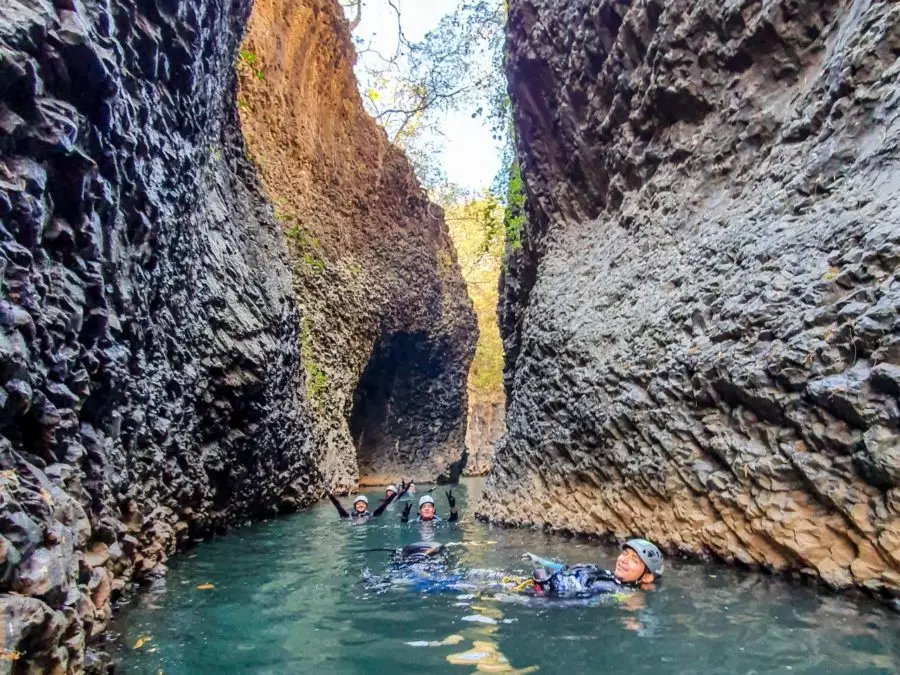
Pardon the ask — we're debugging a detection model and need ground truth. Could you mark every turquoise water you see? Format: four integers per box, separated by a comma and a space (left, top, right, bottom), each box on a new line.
112, 479, 899, 674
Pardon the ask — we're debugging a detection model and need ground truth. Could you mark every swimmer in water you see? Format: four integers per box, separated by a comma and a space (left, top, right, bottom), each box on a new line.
400, 491, 458, 523
521, 539, 663, 598
327, 481, 409, 520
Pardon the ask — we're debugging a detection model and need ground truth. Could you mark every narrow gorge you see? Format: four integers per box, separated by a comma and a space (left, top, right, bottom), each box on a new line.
0, 0, 473, 669
481, 0, 900, 597
1, 0, 899, 671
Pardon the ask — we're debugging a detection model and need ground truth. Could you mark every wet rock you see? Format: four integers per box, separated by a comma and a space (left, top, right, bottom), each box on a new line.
483, 0, 900, 596
82, 542, 109, 569
13, 547, 70, 603
0, 533, 21, 584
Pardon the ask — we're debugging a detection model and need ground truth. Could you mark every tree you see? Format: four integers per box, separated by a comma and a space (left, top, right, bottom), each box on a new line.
348, 1, 508, 185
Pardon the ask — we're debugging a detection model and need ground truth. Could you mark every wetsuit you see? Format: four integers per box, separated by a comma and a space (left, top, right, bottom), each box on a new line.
327, 491, 397, 519
363, 542, 464, 593
527, 555, 625, 598
400, 492, 459, 523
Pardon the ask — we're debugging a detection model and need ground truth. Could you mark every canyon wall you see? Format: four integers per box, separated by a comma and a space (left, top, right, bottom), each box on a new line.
481, 0, 900, 595
237, 0, 476, 489
0, 0, 473, 670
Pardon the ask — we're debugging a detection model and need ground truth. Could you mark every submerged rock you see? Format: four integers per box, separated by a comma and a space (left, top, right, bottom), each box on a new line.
481, 0, 900, 596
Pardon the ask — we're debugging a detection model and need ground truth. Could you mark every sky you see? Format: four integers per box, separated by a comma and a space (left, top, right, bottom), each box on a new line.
345, 0, 502, 193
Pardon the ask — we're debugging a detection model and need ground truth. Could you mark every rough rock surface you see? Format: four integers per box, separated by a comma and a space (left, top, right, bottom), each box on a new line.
465, 401, 506, 476
0, 0, 318, 667
481, 0, 900, 595
0, 0, 473, 669
237, 0, 476, 489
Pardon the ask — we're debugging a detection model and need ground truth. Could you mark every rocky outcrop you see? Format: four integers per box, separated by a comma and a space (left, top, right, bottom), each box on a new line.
481, 0, 900, 595
237, 0, 476, 490
0, 0, 473, 670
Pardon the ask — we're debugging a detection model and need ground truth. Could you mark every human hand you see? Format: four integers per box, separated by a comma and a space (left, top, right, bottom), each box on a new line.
402, 502, 412, 518
446, 490, 456, 508
522, 552, 541, 565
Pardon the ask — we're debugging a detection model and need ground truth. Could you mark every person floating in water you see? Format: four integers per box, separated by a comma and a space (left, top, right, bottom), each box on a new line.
327, 482, 409, 520
522, 538, 663, 598
401, 491, 458, 523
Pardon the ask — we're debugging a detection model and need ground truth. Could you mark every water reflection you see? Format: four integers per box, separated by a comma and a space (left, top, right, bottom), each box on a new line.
111, 479, 900, 675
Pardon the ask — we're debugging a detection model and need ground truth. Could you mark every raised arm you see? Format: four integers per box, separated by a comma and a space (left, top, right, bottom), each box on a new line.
523, 553, 564, 573
327, 492, 350, 518
446, 490, 459, 522
371, 491, 397, 517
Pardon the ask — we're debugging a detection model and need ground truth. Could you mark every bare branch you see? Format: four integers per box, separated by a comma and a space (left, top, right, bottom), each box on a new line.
348, 0, 362, 31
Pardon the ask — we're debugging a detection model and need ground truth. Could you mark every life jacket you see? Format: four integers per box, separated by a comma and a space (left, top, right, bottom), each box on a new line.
545, 565, 621, 597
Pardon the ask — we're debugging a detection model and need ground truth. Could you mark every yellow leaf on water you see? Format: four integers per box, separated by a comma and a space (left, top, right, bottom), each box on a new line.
133, 636, 151, 650
196, 583, 215, 590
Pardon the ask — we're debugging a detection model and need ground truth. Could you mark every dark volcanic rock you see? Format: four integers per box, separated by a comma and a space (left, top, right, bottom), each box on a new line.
0, 0, 316, 668
0, 0, 474, 668
481, 0, 900, 595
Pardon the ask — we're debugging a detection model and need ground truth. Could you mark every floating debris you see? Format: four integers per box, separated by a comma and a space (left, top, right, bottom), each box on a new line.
133, 636, 152, 650
405, 634, 465, 648
196, 583, 215, 590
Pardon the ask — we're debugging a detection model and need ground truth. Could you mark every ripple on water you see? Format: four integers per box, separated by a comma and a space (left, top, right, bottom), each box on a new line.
111, 479, 900, 675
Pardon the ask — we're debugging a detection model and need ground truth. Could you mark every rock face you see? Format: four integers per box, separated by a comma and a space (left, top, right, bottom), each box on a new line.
481, 0, 900, 595
237, 0, 476, 489
465, 401, 506, 476
0, 0, 473, 670
0, 0, 314, 667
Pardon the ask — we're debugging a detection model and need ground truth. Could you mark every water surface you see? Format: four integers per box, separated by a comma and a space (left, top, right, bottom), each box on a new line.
112, 479, 899, 674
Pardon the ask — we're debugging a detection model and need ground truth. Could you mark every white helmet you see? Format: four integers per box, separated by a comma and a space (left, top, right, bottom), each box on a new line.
418, 495, 435, 508
386, 485, 397, 493
353, 495, 368, 507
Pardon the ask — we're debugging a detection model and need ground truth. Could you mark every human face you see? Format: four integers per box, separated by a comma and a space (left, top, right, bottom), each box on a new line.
386, 489, 395, 499
353, 500, 367, 514
419, 503, 435, 520
614, 547, 649, 583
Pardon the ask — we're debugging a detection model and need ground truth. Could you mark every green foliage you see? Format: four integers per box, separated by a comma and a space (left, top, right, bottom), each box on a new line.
300, 316, 328, 404
353, 1, 507, 193
306, 363, 328, 400
238, 48, 265, 81
302, 252, 326, 273
446, 200, 505, 404
503, 161, 526, 251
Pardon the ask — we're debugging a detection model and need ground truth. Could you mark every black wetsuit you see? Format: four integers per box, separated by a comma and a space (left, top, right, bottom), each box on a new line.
534, 564, 625, 598
328, 491, 396, 519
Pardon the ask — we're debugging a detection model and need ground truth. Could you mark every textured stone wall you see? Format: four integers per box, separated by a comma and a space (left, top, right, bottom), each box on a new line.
465, 401, 505, 476
0, 0, 475, 670
0, 0, 317, 668
481, 0, 900, 595
237, 0, 476, 489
